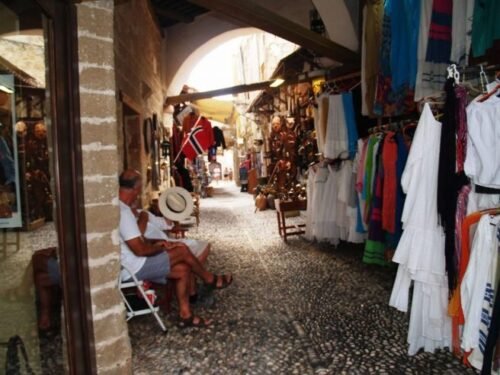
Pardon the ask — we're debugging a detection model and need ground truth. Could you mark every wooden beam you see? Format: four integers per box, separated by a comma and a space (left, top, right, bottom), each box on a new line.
155, 7, 194, 23
186, 0, 359, 63
165, 80, 275, 105
166, 64, 360, 106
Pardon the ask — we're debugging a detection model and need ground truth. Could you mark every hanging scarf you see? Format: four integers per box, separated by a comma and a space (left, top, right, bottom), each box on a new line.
437, 78, 469, 294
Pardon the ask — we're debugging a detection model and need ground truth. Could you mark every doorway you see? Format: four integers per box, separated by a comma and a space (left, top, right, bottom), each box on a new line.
0, 1, 95, 373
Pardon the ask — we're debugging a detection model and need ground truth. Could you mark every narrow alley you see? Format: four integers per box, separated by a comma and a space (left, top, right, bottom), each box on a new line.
129, 183, 474, 375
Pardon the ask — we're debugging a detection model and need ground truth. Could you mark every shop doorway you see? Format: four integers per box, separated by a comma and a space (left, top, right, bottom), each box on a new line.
0, 1, 94, 373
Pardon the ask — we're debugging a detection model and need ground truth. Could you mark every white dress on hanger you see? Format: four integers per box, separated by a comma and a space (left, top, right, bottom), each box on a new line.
461, 214, 499, 370
389, 103, 451, 355
316, 165, 341, 245
324, 94, 348, 160
464, 94, 500, 188
313, 94, 329, 154
335, 160, 351, 241
304, 166, 317, 241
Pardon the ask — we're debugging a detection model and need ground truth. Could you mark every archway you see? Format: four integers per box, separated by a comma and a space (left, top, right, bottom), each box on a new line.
166, 28, 260, 96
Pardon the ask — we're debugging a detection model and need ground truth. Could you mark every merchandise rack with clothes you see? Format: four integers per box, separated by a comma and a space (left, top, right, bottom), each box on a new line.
303, 57, 499, 370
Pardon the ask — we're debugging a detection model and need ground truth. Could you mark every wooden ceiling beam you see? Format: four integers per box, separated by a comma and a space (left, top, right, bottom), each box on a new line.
186, 0, 359, 63
155, 7, 194, 23
165, 64, 360, 106
165, 80, 276, 105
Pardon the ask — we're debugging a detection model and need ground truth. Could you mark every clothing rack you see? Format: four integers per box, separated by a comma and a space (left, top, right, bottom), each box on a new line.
320, 71, 361, 94
456, 63, 500, 76
368, 119, 417, 135
449, 63, 500, 93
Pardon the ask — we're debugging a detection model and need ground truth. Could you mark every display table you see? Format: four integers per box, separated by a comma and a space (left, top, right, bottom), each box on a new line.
275, 199, 307, 242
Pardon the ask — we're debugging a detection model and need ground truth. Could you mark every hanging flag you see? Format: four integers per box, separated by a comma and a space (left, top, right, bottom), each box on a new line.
180, 116, 214, 161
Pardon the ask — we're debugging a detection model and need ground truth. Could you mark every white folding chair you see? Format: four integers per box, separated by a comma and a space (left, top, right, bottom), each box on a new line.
118, 265, 167, 332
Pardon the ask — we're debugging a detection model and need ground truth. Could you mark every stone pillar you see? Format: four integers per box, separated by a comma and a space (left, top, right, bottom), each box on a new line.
76, 1, 132, 374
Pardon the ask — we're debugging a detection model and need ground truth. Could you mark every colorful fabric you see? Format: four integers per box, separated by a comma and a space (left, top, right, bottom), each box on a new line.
455, 85, 468, 173
341, 92, 359, 160
364, 141, 389, 266
426, 0, 453, 63
385, 132, 409, 250
363, 240, 388, 266
471, 0, 500, 58
382, 132, 397, 234
356, 139, 369, 233
390, 0, 420, 90
361, 0, 384, 116
362, 135, 380, 224
368, 140, 385, 244
454, 184, 471, 282
373, 3, 393, 116
448, 210, 485, 356
373, 0, 417, 117
356, 138, 369, 193
414, 0, 452, 101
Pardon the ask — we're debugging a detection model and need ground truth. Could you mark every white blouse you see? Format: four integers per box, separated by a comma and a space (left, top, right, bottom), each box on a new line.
464, 94, 500, 188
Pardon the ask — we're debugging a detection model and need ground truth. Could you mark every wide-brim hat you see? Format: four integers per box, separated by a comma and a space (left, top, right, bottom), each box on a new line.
158, 187, 194, 221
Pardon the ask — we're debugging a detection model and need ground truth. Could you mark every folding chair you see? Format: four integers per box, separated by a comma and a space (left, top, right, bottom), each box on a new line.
118, 265, 167, 332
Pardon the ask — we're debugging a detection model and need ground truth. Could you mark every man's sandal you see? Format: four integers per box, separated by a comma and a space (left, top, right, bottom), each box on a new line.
178, 315, 212, 329
206, 274, 233, 290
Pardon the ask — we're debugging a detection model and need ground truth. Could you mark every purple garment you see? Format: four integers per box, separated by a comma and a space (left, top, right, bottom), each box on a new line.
367, 140, 385, 243
455, 85, 468, 173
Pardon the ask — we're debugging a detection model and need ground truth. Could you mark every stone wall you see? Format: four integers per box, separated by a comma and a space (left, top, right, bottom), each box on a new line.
114, 0, 165, 204
75, 0, 165, 372
76, 1, 132, 374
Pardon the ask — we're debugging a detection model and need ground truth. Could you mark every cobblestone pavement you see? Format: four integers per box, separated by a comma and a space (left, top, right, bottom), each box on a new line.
130, 182, 475, 375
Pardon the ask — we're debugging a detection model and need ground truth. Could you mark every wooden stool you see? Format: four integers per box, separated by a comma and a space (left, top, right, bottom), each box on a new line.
275, 199, 307, 242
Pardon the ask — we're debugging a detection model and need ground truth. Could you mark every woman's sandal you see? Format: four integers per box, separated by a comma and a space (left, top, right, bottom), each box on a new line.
206, 274, 233, 290
178, 315, 212, 329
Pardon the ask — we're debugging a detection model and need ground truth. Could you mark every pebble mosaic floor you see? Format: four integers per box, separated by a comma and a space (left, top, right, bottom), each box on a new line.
129, 182, 476, 375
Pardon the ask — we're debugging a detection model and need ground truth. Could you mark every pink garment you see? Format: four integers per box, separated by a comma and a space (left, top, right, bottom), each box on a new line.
381, 132, 397, 233
356, 138, 369, 193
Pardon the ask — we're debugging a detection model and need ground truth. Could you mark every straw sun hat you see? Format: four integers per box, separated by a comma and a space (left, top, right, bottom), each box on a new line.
158, 187, 194, 221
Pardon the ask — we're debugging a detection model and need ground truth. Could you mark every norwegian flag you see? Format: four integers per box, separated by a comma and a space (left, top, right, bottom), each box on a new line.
181, 116, 214, 161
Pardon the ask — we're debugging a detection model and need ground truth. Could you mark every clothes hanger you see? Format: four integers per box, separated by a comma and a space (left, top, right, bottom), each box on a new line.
478, 83, 500, 102
479, 64, 489, 93
447, 64, 460, 85
348, 80, 361, 92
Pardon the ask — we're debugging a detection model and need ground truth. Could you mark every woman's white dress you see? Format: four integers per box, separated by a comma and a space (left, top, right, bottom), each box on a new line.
389, 103, 451, 355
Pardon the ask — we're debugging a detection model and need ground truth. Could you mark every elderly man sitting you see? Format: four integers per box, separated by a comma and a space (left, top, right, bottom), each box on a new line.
119, 169, 232, 328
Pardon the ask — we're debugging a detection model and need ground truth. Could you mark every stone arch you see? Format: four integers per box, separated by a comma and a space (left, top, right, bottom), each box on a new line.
165, 27, 259, 96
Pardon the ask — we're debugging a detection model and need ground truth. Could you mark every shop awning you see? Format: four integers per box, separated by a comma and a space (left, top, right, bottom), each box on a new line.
192, 98, 237, 125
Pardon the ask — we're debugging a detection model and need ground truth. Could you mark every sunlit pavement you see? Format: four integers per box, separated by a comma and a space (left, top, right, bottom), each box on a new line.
130, 182, 474, 375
